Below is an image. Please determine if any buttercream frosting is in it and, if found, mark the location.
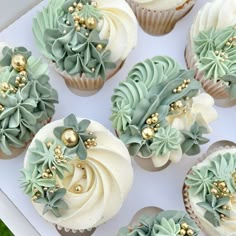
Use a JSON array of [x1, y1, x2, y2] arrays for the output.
[[21, 114, 133, 230], [185, 148, 236, 236], [33, 0, 137, 80], [111, 56, 217, 168], [118, 210, 200, 236], [0, 46, 58, 156]]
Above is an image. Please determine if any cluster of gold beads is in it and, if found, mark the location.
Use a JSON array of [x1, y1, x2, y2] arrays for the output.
[[84, 138, 97, 149], [170, 97, 190, 114], [0, 82, 18, 98], [61, 129, 79, 148], [142, 113, 160, 140], [214, 50, 228, 62], [42, 168, 54, 179], [0, 104, 4, 112], [211, 181, 231, 198], [53, 145, 67, 164], [43, 185, 60, 195], [225, 35, 236, 47], [31, 188, 42, 201], [15, 71, 27, 88], [74, 163, 87, 193], [179, 222, 194, 236], [173, 79, 191, 94]]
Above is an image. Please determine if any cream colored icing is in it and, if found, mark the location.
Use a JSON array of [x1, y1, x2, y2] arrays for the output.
[[97, 0, 138, 62], [131, 0, 187, 11], [190, 0, 236, 40], [188, 148, 236, 236], [24, 118, 133, 230]]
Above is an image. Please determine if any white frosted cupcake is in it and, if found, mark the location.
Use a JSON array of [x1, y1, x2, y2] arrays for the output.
[[126, 0, 195, 35], [183, 141, 236, 236], [33, 0, 137, 96], [20, 114, 133, 234], [186, 0, 236, 106]]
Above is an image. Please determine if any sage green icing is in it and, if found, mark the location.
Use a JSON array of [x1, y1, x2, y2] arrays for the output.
[[185, 151, 236, 227], [0, 46, 58, 156], [181, 122, 209, 156], [53, 113, 95, 160], [150, 126, 182, 156], [118, 210, 200, 236], [185, 166, 214, 200], [197, 194, 230, 227], [193, 25, 236, 98], [111, 56, 205, 161], [21, 113, 97, 217], [33, 0, 116, 79]]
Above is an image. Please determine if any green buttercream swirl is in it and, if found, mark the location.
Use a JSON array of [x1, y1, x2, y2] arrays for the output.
[[194, 25, 236, 98], [111, 56, 204, 160], [0, 46, 58, 156], [118, 210, 200, 236], [33, 0, 116, 79]]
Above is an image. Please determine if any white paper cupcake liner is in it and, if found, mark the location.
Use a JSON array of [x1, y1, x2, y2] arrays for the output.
[[126, 0, 195, 35], [185, 41, 236, 107], [51, 60, 124, 96], [183, 140, 236, 235]]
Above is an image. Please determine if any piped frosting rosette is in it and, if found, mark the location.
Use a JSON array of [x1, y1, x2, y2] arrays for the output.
[[183, 144, 236, 236], [111, 56, 217, 170], [33, 0, 137, 93], [186, 0, 236, 104], [0, 45, 58, 159], [21, 114, 133, 232]]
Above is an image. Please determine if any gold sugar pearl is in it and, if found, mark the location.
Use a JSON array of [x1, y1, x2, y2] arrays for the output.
[[181, 222, 188, 230], [11, 54, 27, 72], [86, 17, 97, 30], [91, 1, 97, 7], [75, 184, 83, 193], [146, 118, 152, 125], [77, 2, 83, 10], [187, 229, 194, 236], [68, 6, 74, 13], [96, 44, 103, 52], [61, 129, 79, 147], [142, 127, 154, 140]]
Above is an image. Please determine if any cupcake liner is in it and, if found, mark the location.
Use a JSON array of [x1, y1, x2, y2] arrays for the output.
[[126, 0, 195, 35], [185, 41, 236, 107], [183, 140, 236, 234], [56, 225, 96, 236], [51, 60, 125, 96]]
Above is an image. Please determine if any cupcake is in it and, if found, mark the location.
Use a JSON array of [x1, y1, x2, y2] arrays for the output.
[[125, 0, 195, 35], [0, 44, 58, 159], [185, 0, 236, 106], [20, 114, 133, 234], [110, 56, 217, 171], [33, 0, 137, 95], [183, 141, 236, 235], [118, 206, 200, 236]]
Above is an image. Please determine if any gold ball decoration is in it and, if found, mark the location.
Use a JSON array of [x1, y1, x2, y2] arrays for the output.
[[187, 229, 194, 236], [142, 127, 154, 140], [77, 2, 83, 10], [85, 17, 97, 30], [96, 44, 103, 52], [181, 222, 189, 230], [61, 129, 79, 147], [179, 229, 186, 235], [68, 6, 74, 13], [75, 184, 83, 193], [11, 54, 27, 72]]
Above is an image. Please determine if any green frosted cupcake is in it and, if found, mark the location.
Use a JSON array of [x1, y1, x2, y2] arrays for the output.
[[111, 56, 217, 171], [0, 44, 58, 159]]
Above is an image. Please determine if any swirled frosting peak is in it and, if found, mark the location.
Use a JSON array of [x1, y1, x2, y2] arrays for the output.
[[0, 46, 58, 156], [111, 56, 217, 168], [118, 210, 200, 236], [21, 114, 133, 230], [33, 0, 137, 80]]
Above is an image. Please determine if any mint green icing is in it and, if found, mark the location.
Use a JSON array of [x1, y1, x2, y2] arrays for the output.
[[111, 56, 206, 161], [150, 126, 182, 156], [197, 194, 230, 227], [193, 25, 236, 98], [185, 151, 236, 227], [181, 122, 209, 156], [185, 167, 214, 200], [118, 210, 200, 236], [0, 46, 58, 156], [33, 0, 116, 79], [21, 114, 97, 217]]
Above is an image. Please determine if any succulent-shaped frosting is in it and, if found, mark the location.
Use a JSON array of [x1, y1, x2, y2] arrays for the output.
[[185, 150, 236, 228], [21, 114, 133, 230], [118, 210, 200, 236], [33, 0, 137, 80], [0, 46, 58, 156], [111, 56, 217, 168], [193, 25, 236, 98]]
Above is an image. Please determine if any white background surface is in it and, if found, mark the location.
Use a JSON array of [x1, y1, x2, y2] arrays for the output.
[[0, 0, 236, 235]]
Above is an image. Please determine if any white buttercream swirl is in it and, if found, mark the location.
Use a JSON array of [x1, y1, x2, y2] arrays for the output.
[[24, 118, 133, 230], [97, 0, 137, 62], [188, 148, 236, 236], [131, 0, 187, 11]]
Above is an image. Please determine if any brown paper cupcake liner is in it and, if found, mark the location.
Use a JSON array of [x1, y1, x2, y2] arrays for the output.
[[55, 225, 96, 236], [126, 0, 195, 35], [183, 140, 236, 235], [185, 41, 236, 107], [51, 60, 125, 96]]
